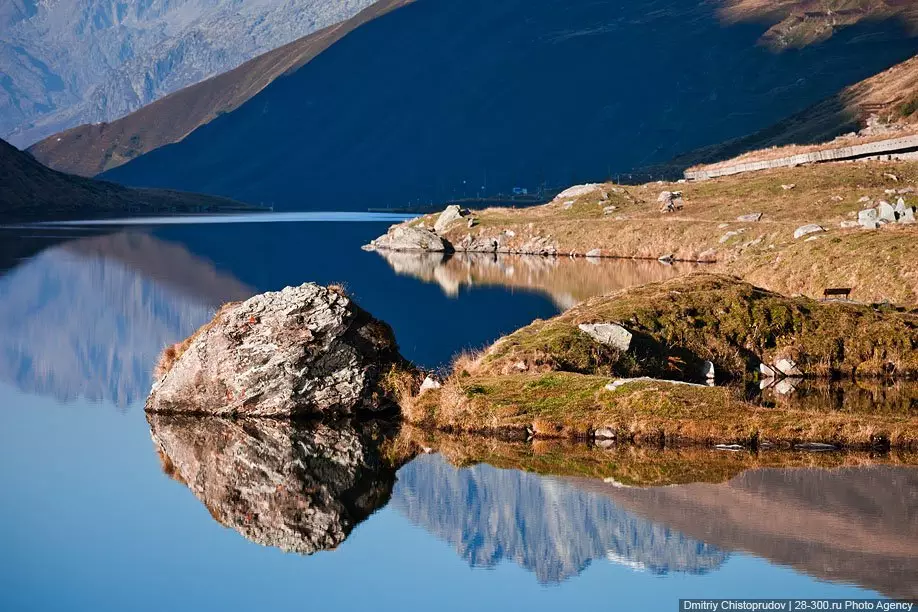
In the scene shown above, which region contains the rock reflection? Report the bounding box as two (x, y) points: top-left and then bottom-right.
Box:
(758, 379), (918, 418)
(149, 414), (406, 554)
(0, 232), (251, 406)
(376, 250), (698, 309)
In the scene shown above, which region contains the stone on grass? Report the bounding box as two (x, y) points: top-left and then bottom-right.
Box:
(578, 323), (632, 352)
(839, 221), (859, 229)
(900, 207), (916, 224)
(781, 184), (796, 190)
(877, 201), (897, 223)
(736, 213), (762, 222)
(586, 248), (602, 258)
(793, 224), (824, 240)
(419, 376), (442, 394)
(774, 358), (803, 377)
(434, 205), (469, 233)
(146, 283), (408, 417)
(594, 427), (616, 440)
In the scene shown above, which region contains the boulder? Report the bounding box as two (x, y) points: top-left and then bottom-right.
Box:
(793, 224), (824, 240)
(858, 207), (879, 229)
(578, 323), (632, 352)
(900, 207), (916, 224)
(774, 358), (803, 377)
(736, 213), (762, 222)
(555, 184), (602, 200)
(702, 360), (715, 381)
(434, 205), (469, 233)
(419, 375), (442, 394)
(594, 427), (616, 440)
(585, 248), (603, 258)
(781, 184), (796, 190)
(759, 363), (778, 378)
(368, 225), (452, 252)
(147, 283), (409, 417)
(839, 221), (860, 229)
(877, 201), (897, 223)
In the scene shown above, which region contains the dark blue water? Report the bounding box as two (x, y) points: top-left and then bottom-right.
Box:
(0, 219), (913, 610)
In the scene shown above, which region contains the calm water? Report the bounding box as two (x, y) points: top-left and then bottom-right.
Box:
(0, 218), (914, 611)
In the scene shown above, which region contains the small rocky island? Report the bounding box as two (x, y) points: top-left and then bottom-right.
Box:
(147, 274), (918, 450)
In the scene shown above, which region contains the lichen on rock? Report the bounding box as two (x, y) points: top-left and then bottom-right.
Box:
(147, 283), (411, 417)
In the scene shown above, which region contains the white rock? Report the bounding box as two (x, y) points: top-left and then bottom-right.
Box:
(434, 205), (469, 233)
(594, 427), (616, 440)
(555, 184), (602, 200)
(781, 184), (796, 190)
(839, 221), (859, 229)
(900, 207), (916, 224)
(419, 376), (442, 394)
(793, 224), (824, 239)
(702, 360), (715, 380)
(585, 248), (602, 258)
(877, 201), (897, 223)
(759, 363), (778, 378)
(579, 323), (632, 352)
(857, 196), (871, 203)
(736, 213), (762, 222)
(774, 358), (803, 377)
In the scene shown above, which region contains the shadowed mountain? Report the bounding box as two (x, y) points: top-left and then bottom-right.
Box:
(0, 138), (256, 222)
(149, 415), (405, 554)
(656, 53), (918, 172)
(585, 466), (918, 598)
(376, 250), (698, 310)
(0, 232), (252, 407)
(391, 452), (727, 584)
(27, 0), (413, 178)
(102, 0), (918, 210)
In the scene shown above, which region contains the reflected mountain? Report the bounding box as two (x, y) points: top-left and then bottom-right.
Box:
(391, 452), (727, 584)
(376, 250), (698, 309)
(598, 466), (918, 598)
(149, 415), (406, 554)
(400, 427), (918, 594)
(0, 232), (252, 407)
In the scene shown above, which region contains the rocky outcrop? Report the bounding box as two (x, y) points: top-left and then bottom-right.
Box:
(146, 283), (409, 417)
(434, 205), (470, 233)
(148, 414), (405, 554)
(364, 225), (452, 252)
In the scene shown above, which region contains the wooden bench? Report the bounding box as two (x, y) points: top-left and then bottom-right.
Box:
(823, 287), (852, 301)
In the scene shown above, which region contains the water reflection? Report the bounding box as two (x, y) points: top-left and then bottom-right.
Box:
(148, 415), (405, 554)
(600, 467), (918, 598)
(405, 429), (918, 597)
(0, 232), (251, 406)
(392, 452), (727, 584)
(375, 250), (699, 309)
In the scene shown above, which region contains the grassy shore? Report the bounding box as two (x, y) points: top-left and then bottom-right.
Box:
(399, 274), (918, 449)
(390, 160), (918, 304)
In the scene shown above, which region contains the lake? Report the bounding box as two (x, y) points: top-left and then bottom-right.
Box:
(0, 217), (914, 610)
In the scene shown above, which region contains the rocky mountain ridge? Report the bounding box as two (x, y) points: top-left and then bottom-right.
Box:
(1, 0), (380, 146)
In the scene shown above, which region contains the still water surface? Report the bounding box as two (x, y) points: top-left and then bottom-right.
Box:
(0, 218), (914, 610)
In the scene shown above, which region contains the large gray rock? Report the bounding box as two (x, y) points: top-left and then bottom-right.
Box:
(736, 213), (762, 222)
(793, 224), (824, 239)
(367, 225), (452, 252)
(877, 201), (897, 223)
(146, 283), (408, 417)
(434, 205), (469, 233)
(578, 323), (632, 352)
(858, 207), (880, 229)
(149, 414), (403, 554)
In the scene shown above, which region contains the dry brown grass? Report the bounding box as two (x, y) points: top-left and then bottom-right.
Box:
(154, 301), (240, 379)
(394, 160), (918, 304)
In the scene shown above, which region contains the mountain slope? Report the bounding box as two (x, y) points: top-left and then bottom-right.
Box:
(0, 138), (253, 221)
(1, 0), (381, 147)
(27, 0), (412, 178)
(103, 0), (918, 211)
(657, 52), (918, 172)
